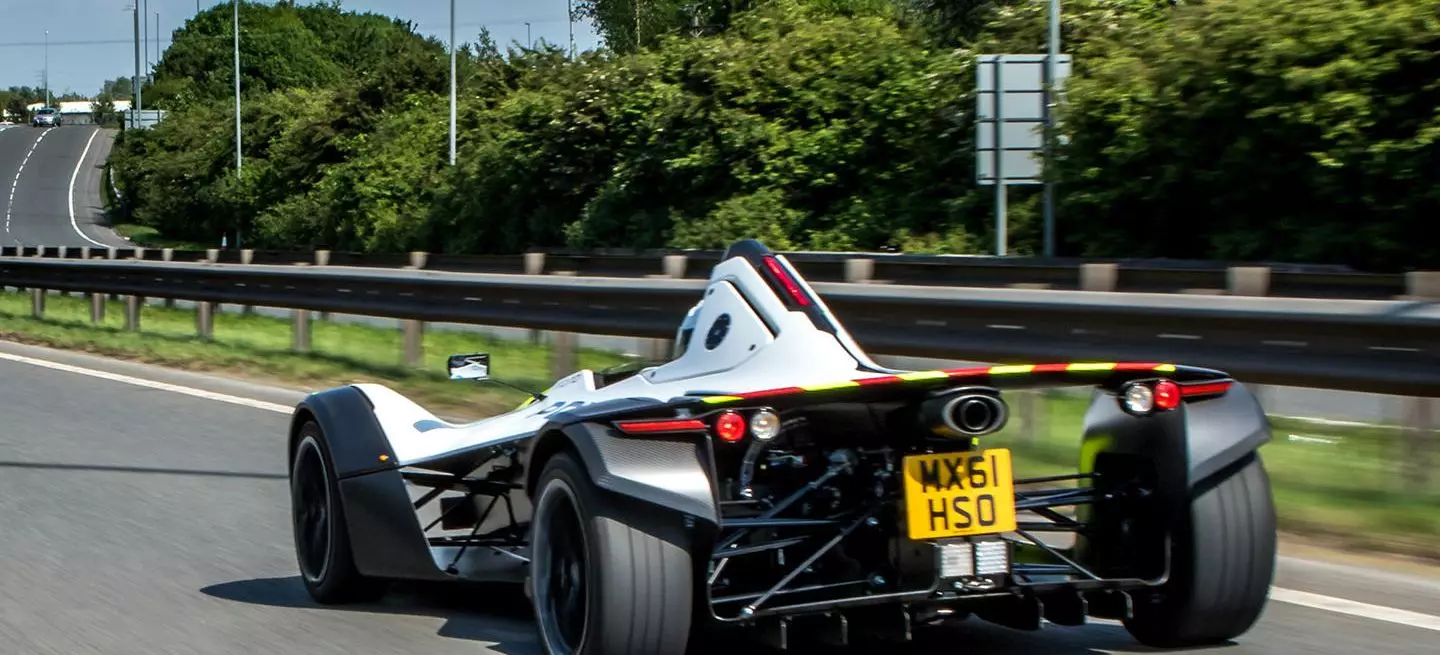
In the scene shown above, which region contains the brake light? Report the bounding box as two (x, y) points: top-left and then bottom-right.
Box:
(1153, 379), (1181, 410)
(615, 418), (707, 434)
(1180, 381), (1233, 397)
(762, 256), (811, 307)
(715, 411), (747, 443)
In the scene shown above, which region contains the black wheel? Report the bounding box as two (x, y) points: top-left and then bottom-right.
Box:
(1124, 454), (1276, 648)
(290, 421), (388, 604)
(529, 452), (695, 655)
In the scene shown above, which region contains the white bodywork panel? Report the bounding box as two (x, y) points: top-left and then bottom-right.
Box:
(355, 251), (896, 466)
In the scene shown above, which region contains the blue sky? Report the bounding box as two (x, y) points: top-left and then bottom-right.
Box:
(0, 0), (605, 97)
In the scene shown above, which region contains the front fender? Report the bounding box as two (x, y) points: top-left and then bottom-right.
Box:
(288, 386), (450, 582)
(527, 421), (720, 526)
(289, 385), (398, 479)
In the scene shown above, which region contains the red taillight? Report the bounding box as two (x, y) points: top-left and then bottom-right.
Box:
(762, 256), (811, 307)
(715, 411), (747, 443)
(1154, 379), (1181, 410)
(615, 418), (707, 434)
(1180, 381), (1233, 397)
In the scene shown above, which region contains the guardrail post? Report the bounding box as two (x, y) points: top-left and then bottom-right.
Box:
(161, 249), (176, 308)
(293, 309), (312, 353)
(1079, 263), (1117, 292)
(90, 293), (104, 323)
(550, 270), (578, 379)
(845, 258), (874, 284)
(56, 247), (71, 297)
(1406, 271), (1440, 300)
(240, 249), (255, 316)
(315, 250), (331, 321)
(1399, 397), (1435, 491)
(195, 302), (214, 340)
(107, 247), (120, 302)
(637, 257), (689, 359)
(30, 288), (43, 318)
(124, 295), (142, 331)
(79, 247), (90, 261)
(526, 253), (547, 343)
(1227, 266), (1270, 296)
(402, 320), (424, 368)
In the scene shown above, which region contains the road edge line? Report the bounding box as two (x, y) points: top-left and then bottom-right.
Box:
(0, 349), (292, 414)
(67, 127), (108, 248)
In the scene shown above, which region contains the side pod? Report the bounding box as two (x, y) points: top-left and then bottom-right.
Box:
(527, 420), (721, 527)
(289, 386), (452, 583)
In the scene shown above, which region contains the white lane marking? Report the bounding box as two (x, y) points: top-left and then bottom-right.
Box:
(68, 128), (107, 247)
(1271, 587), (1440, 632)
(0, 350), (293, 414)
(4, 128), (51, 246)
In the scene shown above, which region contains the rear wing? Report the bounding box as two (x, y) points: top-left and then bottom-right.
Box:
(684, 361), (1235, 410)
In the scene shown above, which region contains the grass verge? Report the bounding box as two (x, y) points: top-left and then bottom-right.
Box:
(0, 290), (629, 418)
(111, 224), (210, 250)
(0, 290), (1435, 562)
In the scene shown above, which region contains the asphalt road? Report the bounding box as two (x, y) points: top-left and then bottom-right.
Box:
(0, 123), (130, 249)
(0, 339), (1432, 654)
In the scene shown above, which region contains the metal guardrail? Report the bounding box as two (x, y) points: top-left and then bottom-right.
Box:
(1, 256), (1437, 397)
(8, 244), (1438, 300)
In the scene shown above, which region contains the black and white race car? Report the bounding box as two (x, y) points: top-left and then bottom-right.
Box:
(285, 239), (1277, 654)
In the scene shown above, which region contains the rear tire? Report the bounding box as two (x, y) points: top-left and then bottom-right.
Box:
(1123, 454), (1276, 648)
(290, 421), (389, 604)
(529, 451), (695, 655)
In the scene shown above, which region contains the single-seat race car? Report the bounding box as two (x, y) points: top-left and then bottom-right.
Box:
(286, 239), (1277, 654)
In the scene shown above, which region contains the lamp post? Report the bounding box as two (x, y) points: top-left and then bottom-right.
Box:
(1042, 0), (1060, 257)
(43, 30), (49, 107)
(448, 0), (455, 166)
(233, 0), (242, 247)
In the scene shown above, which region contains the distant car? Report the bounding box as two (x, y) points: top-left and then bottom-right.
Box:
(32, 108), (61, 128)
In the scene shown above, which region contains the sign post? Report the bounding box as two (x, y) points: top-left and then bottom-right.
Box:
(976, 54), (1072, 256)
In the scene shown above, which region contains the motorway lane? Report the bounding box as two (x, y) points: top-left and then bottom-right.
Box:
(0, 124), (130, 249)
(0, 341), (1433, 653)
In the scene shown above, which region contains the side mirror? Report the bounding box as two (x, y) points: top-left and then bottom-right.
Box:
(447, 353), (491, 381)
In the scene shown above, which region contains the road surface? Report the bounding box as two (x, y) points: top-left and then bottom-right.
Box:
(0, 124), (130, 249)
(0, 339), (1431, 654)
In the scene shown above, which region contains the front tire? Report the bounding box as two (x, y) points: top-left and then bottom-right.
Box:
(290, 421), (389, 604)
(1123, 454), (1276, 648)
(529, 452), (695, 655)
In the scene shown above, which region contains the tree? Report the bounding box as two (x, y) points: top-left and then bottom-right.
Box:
(1053, 0), (1440, 270)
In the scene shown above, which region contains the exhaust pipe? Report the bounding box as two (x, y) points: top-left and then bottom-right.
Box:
(917, 389), (1009, 438)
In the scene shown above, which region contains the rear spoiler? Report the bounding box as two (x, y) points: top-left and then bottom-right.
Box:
(686, 361), (1235, 409)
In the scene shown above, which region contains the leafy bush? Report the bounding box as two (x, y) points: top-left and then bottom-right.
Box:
(1052, 0), (1440, 270)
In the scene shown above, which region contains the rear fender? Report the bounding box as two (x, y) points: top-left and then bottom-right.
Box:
(526, 421), (720, 527)
(289, 386), (450, 582)
(1077, 381), (1271, 495)
(1073, 382), (1271, 577)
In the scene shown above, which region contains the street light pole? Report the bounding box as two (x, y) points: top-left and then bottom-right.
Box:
(233, 0), (242, 247)
(1042, 0), (1060, 257)
(133, 4), (141, 125)
(43, 30), (49, 107)
(448, 0), (455, 166)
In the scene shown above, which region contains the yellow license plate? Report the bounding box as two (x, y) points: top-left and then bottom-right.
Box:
(902, 448), (1017, 540)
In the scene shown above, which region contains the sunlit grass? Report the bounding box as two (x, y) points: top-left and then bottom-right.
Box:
(0, 290), (629, 418)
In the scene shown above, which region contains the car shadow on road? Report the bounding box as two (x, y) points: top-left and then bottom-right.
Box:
(201, 575), (541, 654)
(203, 576), (1232, 655)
